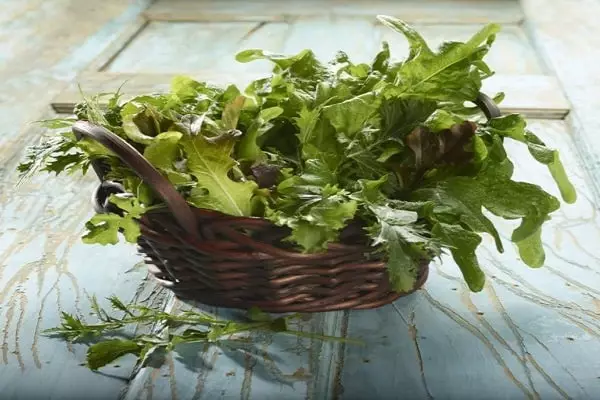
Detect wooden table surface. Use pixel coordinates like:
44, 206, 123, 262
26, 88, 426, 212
1, 1, 600, 399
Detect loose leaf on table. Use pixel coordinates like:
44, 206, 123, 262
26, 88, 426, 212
45, 295, 350, 371
87, 339, 142, 371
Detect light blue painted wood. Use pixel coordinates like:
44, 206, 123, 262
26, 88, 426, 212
0, 1, 152, 399
123, 299, 347, 400
339, 121, 600, 400
4, 2, 600, 400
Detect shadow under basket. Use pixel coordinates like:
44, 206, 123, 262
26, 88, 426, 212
73, 92, 501, 313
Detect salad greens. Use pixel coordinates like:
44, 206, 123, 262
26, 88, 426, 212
46, 295, 353, 371
19, 16, 576, 293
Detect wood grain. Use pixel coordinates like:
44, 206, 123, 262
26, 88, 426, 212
521, 0, 600, 204
339, 120, 600, 400
105, 21, 261, 73
0, 1, 154, 399
5, 1, 600, 399
50, 72, 570, 119
144, 0, 524, 24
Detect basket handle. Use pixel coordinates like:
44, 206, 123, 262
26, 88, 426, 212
474, 92, 501, 120
72, 121, 198, 238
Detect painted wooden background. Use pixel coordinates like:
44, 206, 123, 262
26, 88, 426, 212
1, 1, 600, 399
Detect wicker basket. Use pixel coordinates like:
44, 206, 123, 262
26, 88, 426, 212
72, 93, 500, 313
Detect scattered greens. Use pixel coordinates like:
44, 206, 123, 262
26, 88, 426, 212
19, 16, 576, 294
45, 295, 351, 371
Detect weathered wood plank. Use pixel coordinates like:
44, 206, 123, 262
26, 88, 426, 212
122, 297, 348, 400
521, 0, 600, 203
102, 21, 291, 76
0, 1, 154, 399
144, 0, 524, 24
339, 119, 600, 399
281, 17, 381, 65
105, 21, 262, 74
83, 18, 149, 73
50, 72, 570, 119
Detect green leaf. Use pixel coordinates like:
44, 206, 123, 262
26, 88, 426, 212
484, 114, 526, 141
367, 204, 432, 292
412, 178, 504, 252
181, 133, 257, 216
34, 118, 77, 129
432, 223, 485, 291
294, 107, 342, 170
481, 115, 576, 204
108, 296, 134, 316
516, 227, 544, 267
525, 131, 576, 204
171, 75, 208, 101
120, 104, 156, 145
82, 195, 145, 245
372, 41, 391, 73
143, 131, 183, 169
380, 97, 437, 138
86, 339, 142, 370
259, 106, 283, 122
424, 110, 465, 132
377, 15, 499, 102
322, 92, 378, 137
268, 169, 357, 252
236, 49, 326, 82
221, 96, 246, 130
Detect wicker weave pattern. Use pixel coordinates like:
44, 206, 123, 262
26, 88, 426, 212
137, 208, 429, 312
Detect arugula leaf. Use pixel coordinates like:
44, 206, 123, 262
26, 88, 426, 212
526, 130, 576, 204
294, 106, 342, 170
378, 15, 499, 102
412, 178, 504, 252
480, 114, 576, 203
